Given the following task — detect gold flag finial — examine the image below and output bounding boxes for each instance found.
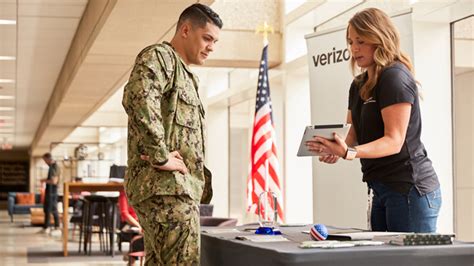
[256,21,274,45]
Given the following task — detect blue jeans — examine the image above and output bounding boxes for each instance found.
[368,181,441,233]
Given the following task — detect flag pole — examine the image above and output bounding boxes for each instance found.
[264,160,269,221]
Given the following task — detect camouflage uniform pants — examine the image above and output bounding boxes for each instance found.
[133,195,200,266]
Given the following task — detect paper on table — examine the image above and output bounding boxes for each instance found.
[109,177,124,183]
[328,228,364,234]
[329,231,405,240]
[299,240,384,249]
[299,241,355,249]
[348,240,385,246]
[202,228,240,234]
[235,235,289,242]
[279,223,308,227]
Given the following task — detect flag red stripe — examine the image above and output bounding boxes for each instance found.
[268,164,280,187]
[252,129,271,150]
[252,134,273,163]
[254,112,271,132]
[253,171,266,191]
[252,151,272,171]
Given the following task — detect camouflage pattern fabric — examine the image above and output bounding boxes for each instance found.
[122,41,212,205]
[133,195,199,265]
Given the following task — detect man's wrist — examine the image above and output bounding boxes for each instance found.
[148,151,169,167]
[156,159,169,166]
[151,159,168,169]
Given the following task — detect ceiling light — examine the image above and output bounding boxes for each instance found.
[0,107,14,111]
[0,19,16,25]
[0,56,15,61]
[0,95,15,99]
[0,79,15,83]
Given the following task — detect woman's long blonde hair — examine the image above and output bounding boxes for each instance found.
[347,8,414,100]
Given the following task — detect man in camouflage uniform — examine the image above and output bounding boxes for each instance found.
[122,3,222,265]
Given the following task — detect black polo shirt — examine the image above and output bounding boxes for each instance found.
[348,62,439,195]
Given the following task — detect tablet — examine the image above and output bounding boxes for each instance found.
[297,124,351,156]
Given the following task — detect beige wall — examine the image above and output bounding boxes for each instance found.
[453,70,474,241]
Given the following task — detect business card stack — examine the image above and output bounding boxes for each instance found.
[388,233,454,246]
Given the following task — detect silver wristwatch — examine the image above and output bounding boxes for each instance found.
[344,147,357,160]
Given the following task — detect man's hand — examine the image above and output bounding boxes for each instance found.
[140,151,189,175]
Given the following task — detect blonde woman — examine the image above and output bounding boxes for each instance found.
[306,8,441,233]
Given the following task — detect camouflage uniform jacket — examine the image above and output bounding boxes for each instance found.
[122,42,212,205]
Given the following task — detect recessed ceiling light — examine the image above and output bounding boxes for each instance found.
[0,95,15,99]
[0,107,14,111]
[0,20,16,25]
[0,79,15,83]
[0,56,15,61]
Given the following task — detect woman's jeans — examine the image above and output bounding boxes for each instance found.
[368,181,442,233]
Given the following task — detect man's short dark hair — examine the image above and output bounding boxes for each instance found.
[43,153,52,160]
[177,3,223,31]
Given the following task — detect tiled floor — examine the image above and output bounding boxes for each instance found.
[0,210,127,266]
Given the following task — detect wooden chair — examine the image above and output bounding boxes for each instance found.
[128,234,144,266]
[128,251,145,266]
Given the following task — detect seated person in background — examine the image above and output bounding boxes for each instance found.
[119,189,143,264]
[119,190,141,231]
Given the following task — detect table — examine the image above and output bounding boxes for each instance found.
[201,226,474,266]
[62,182,124,256]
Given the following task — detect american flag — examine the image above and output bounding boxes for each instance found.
[247,44,284,222]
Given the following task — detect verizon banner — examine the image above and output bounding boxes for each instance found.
[304,10,413,228]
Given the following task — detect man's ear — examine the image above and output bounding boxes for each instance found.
[180,22,191,39]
